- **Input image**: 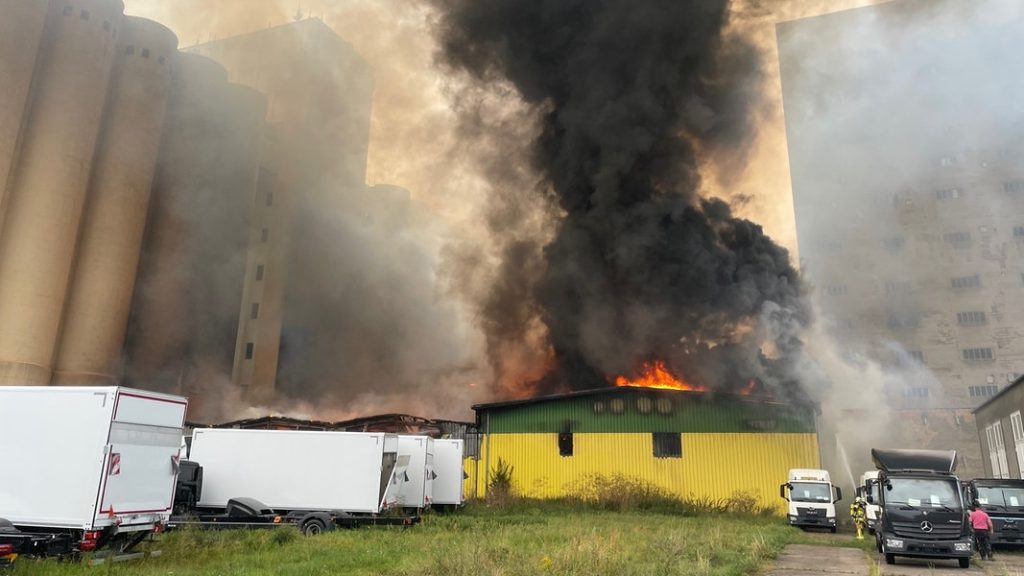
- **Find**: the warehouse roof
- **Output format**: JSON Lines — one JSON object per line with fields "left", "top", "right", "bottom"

{"left": 472, "top": 385, "right": 789, "bottom": 412}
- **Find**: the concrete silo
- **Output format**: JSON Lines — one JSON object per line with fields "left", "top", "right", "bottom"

{"left": 122, "top": 53, "right": 229, "bottom": 394}
{"left": 53, "top": 17, "right": 177, "bottom": 386}
{"left": 0, "top": 0, "right": 51, "bottom": 235}
{"left": 0, "top": 0, "right": 124, "bottom": 385}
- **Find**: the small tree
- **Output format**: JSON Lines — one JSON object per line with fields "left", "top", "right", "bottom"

{"left": 488, "top": 458, "right": 515, "bottom": 504}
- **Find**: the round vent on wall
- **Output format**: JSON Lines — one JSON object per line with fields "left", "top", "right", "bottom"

{"left": 609, "top": 398, "right": 625, "bottom": 414}
{"left": 593, "top": 400, "right": 605, "bottom": 414}
{"left": 636, "top": 396, "right": 652, "bottom": 414}
{"left": 655, "top": 397, "right": 673, "bottom": 414}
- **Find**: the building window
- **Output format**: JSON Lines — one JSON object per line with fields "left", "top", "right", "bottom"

{"left": 885, "top": 281, "right": 913, "bottom": 295}
{"left": 904, "top": 350, "right": 924, "bottom": 364}
{"left": 824, "top": 284, "right": 848, "bottom": 297}
{"left": 558, "top": 432, "right": 573, "bottom": 457}
{"left": 887, "top": 313, "right": 920, "bottom": 330}
{"left": 653, "top": 433, "right": 682, "bottom": 458}
{"left": 883, "top": 236, "right": 905, "bottom": 253}
{"left": 938, "top": 155, "right": 956, "bottom": 167}
{"left": 903, "top": 387, "right": 929, "bottom": 399}
{"left": 936, "top": 187, "right": 963, "bottom": 200}
{"left": 141, "top": 48, "right": 150, "bottom": 59}
{"left": 957, "top": 311, "right": 988, "bottom": 326}
{"left": 1005, "top": 180, "right": 1024, "bottom": 194}
{"left": 1011, "top": 412, "right": 1024, "bottom": 478}
{"left": 987, "top": 423, "right": 1010, "bottom": 479}
{"left": 63, "top": 6, "right": 72, "bottom": 16}
{"left": 970, "top": 385, "right": 999, "bottom": 397}
{"left": 261, "top": 228, "right": 269, "bottom": 243}
{"left": 266, "top": 191, "right": 274, "bottom": 207}
{"left": 1014, "top": 225, "right": 1024, "bottom": 238}
{"left": 80, "top": 10, "right": 90, "bottom": 20}
{"left": 963, "top": 348, "right": 994, "bottom": 362}
{"left": 245, "top": 342, "right": 254, "bottom": 359}
{"left": 250, "top": 303, "right": 260, "bottom": 320}
{"left": 943, "top": 231, "right": 972, "bottom": 245}
{"left": 951, "top": 275, "right": 981, "bottom": 290}
{"left": 125, "top": 45, "right": 135, "bottom": 55}
{"left": 256, "top": 265, "right": 265, "bottom": 281}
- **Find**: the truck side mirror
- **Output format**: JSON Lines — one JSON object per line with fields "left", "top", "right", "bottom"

{"left": 779, "top": 483, "right": 790, "bottom": 501}
{"left": 834, "top": 486, "right": 843, "bottom": 503}
{"left": 866, "top": 495, "right": 874, "bottom": 504}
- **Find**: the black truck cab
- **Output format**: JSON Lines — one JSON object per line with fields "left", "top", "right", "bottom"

{"left": 965, "top": 479, "right": 1024, "bottom": 545}
{"left": 867, "top": 449, "right": 973, "bottom": 568}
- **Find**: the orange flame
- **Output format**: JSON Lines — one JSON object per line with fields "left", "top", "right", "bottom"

{"left": 739, "top": 379, "right": 758, "bottom": 396}
{"left": 614, "top": 360, "right": 706, "bottom": 391}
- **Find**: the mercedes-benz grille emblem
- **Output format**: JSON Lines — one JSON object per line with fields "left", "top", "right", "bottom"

{"left": 921, "top": 521, "right": 934, "bottom": 533}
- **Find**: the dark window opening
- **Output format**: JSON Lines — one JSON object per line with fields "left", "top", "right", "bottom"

{"left": 256, "top": 265, "right": 265, "bottom": 281}
{"left": 969, "top": 385, "right": 999, "bottom": 398}
{"left": 261, "top": 228, "right": 269, "bottom": 243}
{"left": 250, "top": 303, "right": 260, "bottom": 320}
{"left": 80, "top": 10, "right": 90, "bottom": 20}
{"left": 653, "top": 433, "right": 682, "bottom": 458}
{"left": 141, "top": 48, "right": 150, "bottom": 59}
{"left": 908, "top": 351, "right": 924, "bottom": 363}
{"left": 962, "top": 348, "right": 994, "bottom": 361}
{"left": 951, "top": 275, "right": 981, "bottom": 290}
{"left": 1014, "top": 225, "right": 1024, "bottom": 238}
{"left": 1005, "top": 180, "right": 1024, "bottom": 194}
{"left": 957, "top": 311, "right": 987, "bottom": 326}
{"left": 558, "top": 432, "right": 573, "bottom": 457}
{"left": 245, "top": 342, "right": 254, "bottom": 360}
{"left": 63, "top": 6, "right": 72, "bottom": 16}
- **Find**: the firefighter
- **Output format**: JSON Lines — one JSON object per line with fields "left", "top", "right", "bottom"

{"left": 850, "top": 496, "right": 868, "bottom": 540}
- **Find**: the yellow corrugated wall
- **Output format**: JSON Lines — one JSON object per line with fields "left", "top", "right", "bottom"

{"left": 467, "top": 432, "right": 820, "bottom": 514}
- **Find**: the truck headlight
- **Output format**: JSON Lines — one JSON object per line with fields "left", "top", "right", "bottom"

{"left": 828, "top": 518, "right": 836, "bottom": 524}
{"left": 954, "top": 542, "right": 972, "bottom": 552}
{"left": 788, "top": 515, "right": 797, "bottom": 522}
{"left": 885, "top": 538, "right": 905, "bottom": 550}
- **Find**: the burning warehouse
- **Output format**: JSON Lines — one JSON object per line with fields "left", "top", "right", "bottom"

{"left": 469, "top": 385, "right": 820, "bottom": 513}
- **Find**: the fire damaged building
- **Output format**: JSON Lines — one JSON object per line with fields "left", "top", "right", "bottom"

{"left": 467, "top": 387, "right": 820, "bottom": 511}
{"left": 778, "top": 0, "right": 1024, "bottom": 473}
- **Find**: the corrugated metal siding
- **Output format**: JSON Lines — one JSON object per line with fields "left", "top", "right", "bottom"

{"left": 486, "top": 393, "right": 815, "bottom": 434}
{"left": 472, "top": 432, "right": 819, "bottom": 514}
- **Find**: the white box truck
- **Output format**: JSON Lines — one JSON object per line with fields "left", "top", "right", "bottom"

{"left": 0, "top": 386, "right": 187, "bottom": 554}
{"left": 858, "top": 470, "right": 881, "bottom": 533}
{"left": 780, "top": 468, "right": 842, "bottom": 532}
{"left": 432, "top": 439, "right": 466, "bottom": 508}
{"left": 188, "top": 429, "right": 405, "bottom": 515}
{"left": 397, "top": 436, "right": 435, "bottom": 510}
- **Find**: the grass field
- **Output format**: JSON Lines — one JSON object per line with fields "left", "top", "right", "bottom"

{"left": 10, "top": 502, "right": 869, "bottom": 576}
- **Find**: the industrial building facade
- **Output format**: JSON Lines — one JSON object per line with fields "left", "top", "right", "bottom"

{"left": 778, "top": 1, "right": 1024, "bottom": 474}
{"left": 0, "top": 1, "right": 377, "bottom": 420}
{"left": 974, "top": 375, "right": 1024, "bottom": 479}
{"left": 468, "top": 388, "right": 821, "bottom": 514}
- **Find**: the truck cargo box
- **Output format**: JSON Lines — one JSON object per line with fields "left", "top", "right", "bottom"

{"left": 189, "top": 429, "right": 403, "bottom": 514}
{"left": 432, "top": 439, "right": 465, "bottom": 507}
{"left": 397, "top": 436, "right": 434, "bottom": 509}
{"left": 0, "top": 387, "right": 187, "bottom": 533}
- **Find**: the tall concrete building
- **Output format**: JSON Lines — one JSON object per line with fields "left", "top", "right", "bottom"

{"left": 0, "top": 5, "right": 376, "bottom": 420}
{"left": 190, "top": 19, "right": 375, "bottom": 404}
{"left": 778, "top": 0, "right": 1024, "bottom": 473}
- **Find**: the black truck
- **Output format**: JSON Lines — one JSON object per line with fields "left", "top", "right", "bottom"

{"left": 965, "top": 479, "right": 1024, "bottom": 546}
{"left": 867, "top": 449, "right": 973, "bottom": 568}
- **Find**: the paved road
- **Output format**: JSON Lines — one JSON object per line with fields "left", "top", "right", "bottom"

{"left": 764, "top": 544, "right": 867, "bottom": 576}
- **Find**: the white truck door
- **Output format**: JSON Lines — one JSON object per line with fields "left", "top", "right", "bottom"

{"left": 424, "top": 450, "right": 435, "bottom": 507}
{"left": 96, "top": 393, "right": 186, "bottom": 524}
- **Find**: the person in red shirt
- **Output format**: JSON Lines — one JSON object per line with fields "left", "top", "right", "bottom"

{"left": 970, "top": 500, "right": 995, "bottom": 561}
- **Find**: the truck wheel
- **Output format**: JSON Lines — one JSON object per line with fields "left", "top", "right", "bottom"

{"left": 958, "top": 557, "right": 970, "bottom": 569}
{"left": 301, "top": 518, "right": 327, "bottom": 536}
{"left": 830, "top": 527, "right": 837, "bottom": 534}
{"left": 885, "top": 553, "right": 895, "bottom": 565}
{"left": 875, "top": 537, "right": 882, "bottom": 554}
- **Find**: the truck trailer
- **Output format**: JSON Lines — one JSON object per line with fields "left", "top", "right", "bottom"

{"left": 432, "top": 439, "right": 466, "bottom": 509}
{"left": 397, "top": 436, "right": 435, "bottom": 510}
{"left": 0, "top": 386, "right": 187, "bottom": 555}
{"left": 780, "top": 468, "right": 842, "bottom": 532}
{"left": 188, "top": 428, "right": 406, "bottom": 515}
{"left": 868, "top": 449, "right": 972, "bottom": 568}
{"left": 965, "top": 478, "right": 1024, "bottom": 545}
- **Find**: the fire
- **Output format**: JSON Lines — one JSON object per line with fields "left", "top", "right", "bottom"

{"left": 614, "top": 360, "right": 706, "bottom": 391}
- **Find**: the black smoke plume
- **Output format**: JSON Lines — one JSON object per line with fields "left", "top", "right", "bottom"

{"left": 432, "top": 0, "right": 810, "bottom": 392}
